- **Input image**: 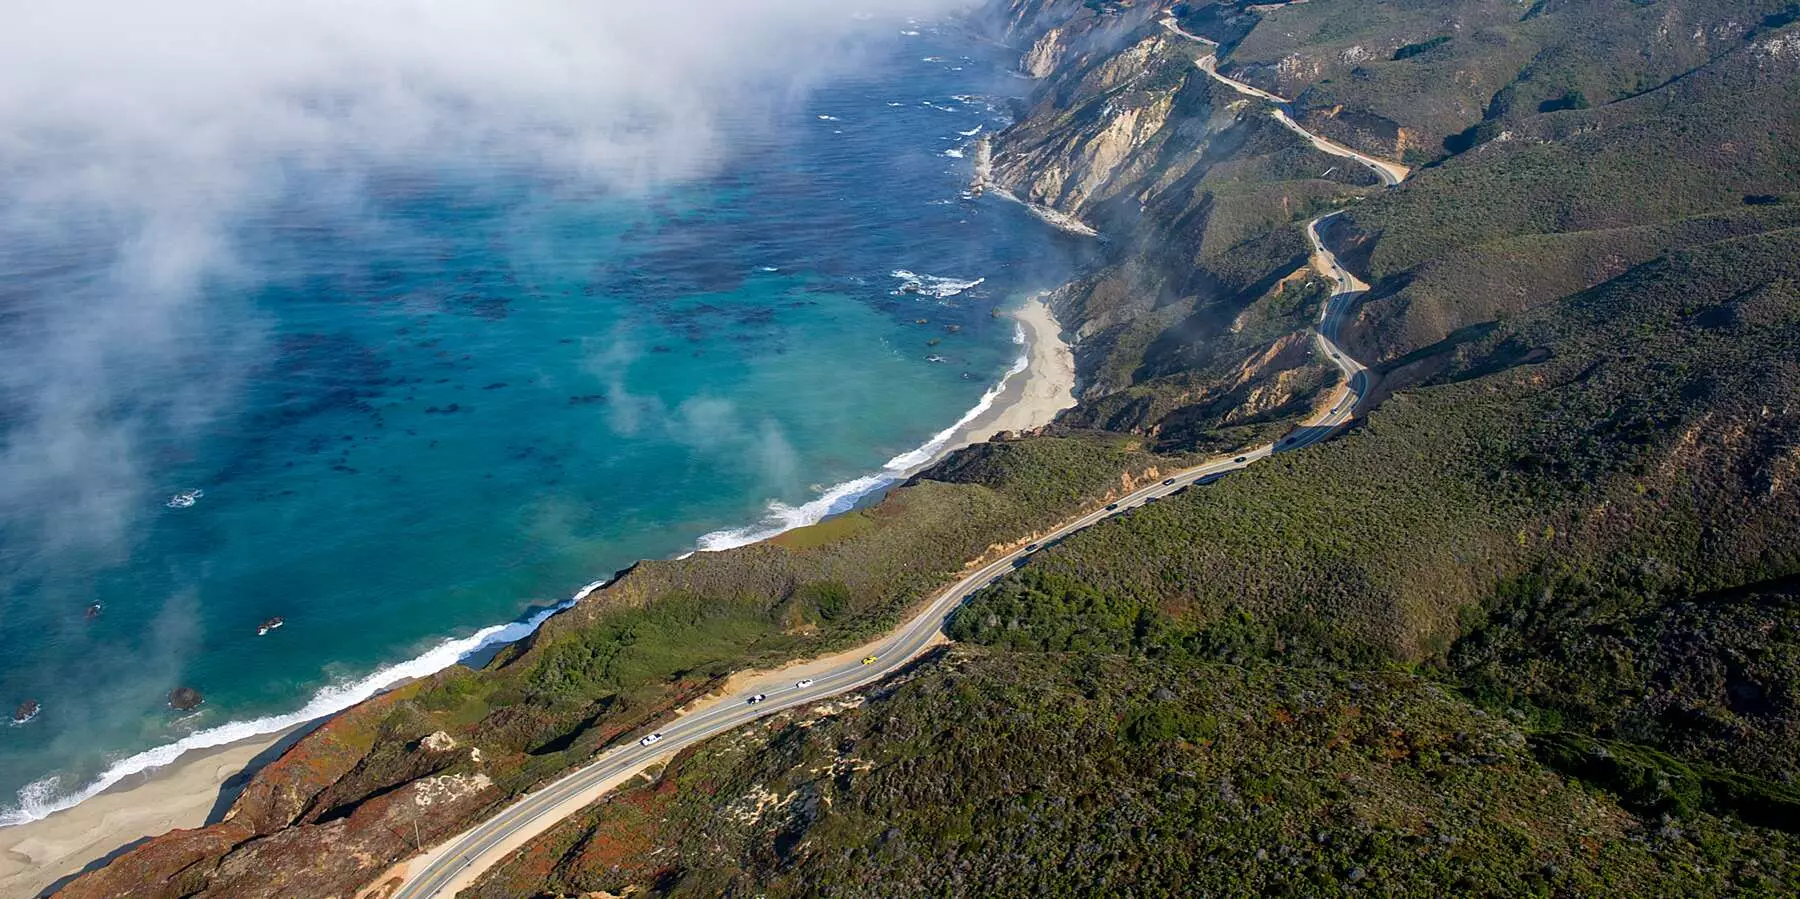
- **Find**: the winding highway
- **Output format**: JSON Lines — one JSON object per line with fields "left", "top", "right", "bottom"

{"left": 390, "top": 18, "right": 1408, "bottom": 899}
{"left": 1160, "top": 15, "right": 1411, "bottom": 186}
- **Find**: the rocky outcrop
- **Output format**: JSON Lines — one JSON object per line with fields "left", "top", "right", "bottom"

{"left": 168, "top": 687, "right": 204, "bottom": 711}
{"left": 990, "top": 34, "right": 1209, "bottom": 234}
{"left": 1021, "top": 26, "right": 1067, "bottom": 77}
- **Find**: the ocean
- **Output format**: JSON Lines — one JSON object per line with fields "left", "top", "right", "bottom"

{"left": 0, "top": 22, "right": 1089, "bottom": 825}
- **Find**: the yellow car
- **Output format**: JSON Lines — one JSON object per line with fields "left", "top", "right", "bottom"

{"left": 861, "top": 655, "right": 879, "bottom": 665}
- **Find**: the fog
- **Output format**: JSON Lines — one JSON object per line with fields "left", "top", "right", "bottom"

{"left": 0, "top": 0, "right": 974, "bottom": 567}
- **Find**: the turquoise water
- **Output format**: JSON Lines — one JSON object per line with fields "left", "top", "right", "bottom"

{"left": 0, "top": 27, "right": 1089, "bottom": 822}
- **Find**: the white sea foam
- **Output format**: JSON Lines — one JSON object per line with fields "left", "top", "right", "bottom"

{"left": 890, "top": 269, "right": 985, "bottom": 299}
{"left": 0, "top": 580, "right": 606, "bottom": 828}
{"left": 942, "top": 148, "right": 964, "bottom": 158}
{"left": 958, "top": 126, "right": 983, "bottom": 137}
{"left": 0, "top": 306, "right": 1036, "bottom": 827}
{"left": 817, "top": 114, "right": 840, "bottom": 121}
{"left": 0, "top": 303, "right": 1031, "bottom": 828}
{"left": 697, "top": 333, "right": 1030, "bottom": 553}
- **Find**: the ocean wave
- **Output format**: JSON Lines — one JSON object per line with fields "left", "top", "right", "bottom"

{"left": 0, "top": 581, "right": 606, "bottom": 828}
{"left": 0, "top": 315, "right": 1032, "bottom": 828}
{"left": 697, "top": 335, "right": 1029, "bottom": 553}
{"left": 890, "top": 269, "right": 985, "bottom": 299}
{"left": 942, "top": 148, "right": 964, "bottom": 159}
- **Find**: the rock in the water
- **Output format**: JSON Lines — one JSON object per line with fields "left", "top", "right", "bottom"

{"left": 169, "top": 687, "right": 205, "bottom": 711}
{"left": 13, "top": 700, "right": 40, "bottom": 723}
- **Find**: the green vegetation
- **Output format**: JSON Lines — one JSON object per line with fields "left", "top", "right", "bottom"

{"left": 65, "top": 3, "right": 1800, "bottom": 896}
{"left": 469, "top": 651, "right": 1800, "bottom": 897}
{"left": 1390, "top": 35, "right": 1451, "bottom": 60}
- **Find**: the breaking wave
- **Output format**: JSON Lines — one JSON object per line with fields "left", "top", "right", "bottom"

{"left": 890, "top": 269, "right": 985, "bottom": 299}
{"left": 0, "top": 580, "right": 607, "bottom": 827}
{"left": 697, "top": 322, "right": 1028, "bottom": 553}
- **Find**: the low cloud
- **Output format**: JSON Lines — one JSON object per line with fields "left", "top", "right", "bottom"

{"left": 0, "top": 0, "right": 972, "bottom": 570}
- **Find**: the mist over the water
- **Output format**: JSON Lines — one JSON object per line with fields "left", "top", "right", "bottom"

{"left": 0, "top": 0, "right": 1093, "bottom": 826}
{"left": 0, "top": 0, "right": 972, "bottom": 578}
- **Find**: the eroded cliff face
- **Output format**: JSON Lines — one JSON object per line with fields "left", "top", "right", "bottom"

{"left": 987, "top": 0, "right": 1382, "bottom": 445}
{"left": 55, "top": 697, "right": 499, "bottom": 899}
{"left": 48, "top": 3, "right": 1494, "bottom": 896}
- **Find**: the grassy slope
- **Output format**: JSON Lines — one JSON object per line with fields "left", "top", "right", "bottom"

{"left": 468, "top": 650, "right": 1800, "bottom": 898}
{"left": 467, "top": 230, "right": 1800, "bottom": 899}
{"left": 1330, "top": 25, "right": 1800, "bottom": 373}
{"left": 958, "top": 231, "right": 1800, "bottom": 662}
{"left": 62, "top": 3, "right": 1800, "bottom": 896}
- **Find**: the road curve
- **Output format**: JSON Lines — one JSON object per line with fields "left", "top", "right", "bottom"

{"left": 390, "top": 349, "right": 1371, "bottom": 898}
{"left": 391, "top": 23, "right": 1405, "bottom": 899}
{"left": 1160, "top": 15, "right": 1411, "bottom": 187}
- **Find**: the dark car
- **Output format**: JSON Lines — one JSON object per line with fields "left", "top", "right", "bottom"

{"left": 1234, "top": 456, "right": 1247, "bottom": 463}
{"left": 1162, "top": 478, "right": 1176, "bottom": 486}
{"left": 1105, "top": 503, "right": 1119, "bottom": 511}
{"left": 1025, "top": 543, "right": 1039, "bottom": 552}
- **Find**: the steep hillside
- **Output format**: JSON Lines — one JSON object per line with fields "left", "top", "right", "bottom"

{"left": 59, "top": 1, "right": 1800, "bottom": 896}
{"left": 465, "top": 650, "right": 1800, "bottom": 897}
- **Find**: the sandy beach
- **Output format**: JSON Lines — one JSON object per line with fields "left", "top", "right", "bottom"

{"left": 0, "top": 296, "right": 1078, "bottom": 898}
{"left": 943, "top": 293, "right": 1078, "bottom": 451}
{"left": 0, "top": 724, "right": 312, "bottom": 898}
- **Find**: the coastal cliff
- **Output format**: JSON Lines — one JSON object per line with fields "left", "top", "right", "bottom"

{"left": 58, "top": 1, "right": 1800, "bottom": 896}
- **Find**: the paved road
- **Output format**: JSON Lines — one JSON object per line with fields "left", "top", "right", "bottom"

{"left": 1160, "top": 15, "right": 1410, "bottom": 187}
{"left": 390, "top": 439, "right": 1311, "bottom": 898}
{"left": 392, "top": 362, "right": 1371, "bottom": 898}
{"left": 393, "top": 23, "right": 1409, "bottom": 899}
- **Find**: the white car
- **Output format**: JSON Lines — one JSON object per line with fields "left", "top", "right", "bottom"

{"left": 746, "top": 693, "right": 767, "bottom": 704}
{"left": 796, "top": 679, "right": 815, "bottom": 689}
{"left": 638, "top": 733, "right": 663, "bottom": 747}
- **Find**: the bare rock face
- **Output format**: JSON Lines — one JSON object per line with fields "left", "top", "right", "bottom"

{"left": 1022, "top": 26, "right": 1067, "bottom": 77}
{"left": 419, "top": 730, "right": 458, "bottom": 753}
{"left": 169, "top": 686, "right": 205, "bottom": 711}
{"left": 992, "top": 28, "right": 1206, "bottom": 223}
{"left": 55, "top": 823, "right": 257, "bottom": 899}
{"left": 200, "top": 773, "right": 501, "bottom": 899}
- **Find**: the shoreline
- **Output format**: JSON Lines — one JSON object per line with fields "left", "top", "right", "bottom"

{"left": 0, "top": 295, "right": 1077, "bottom": 899}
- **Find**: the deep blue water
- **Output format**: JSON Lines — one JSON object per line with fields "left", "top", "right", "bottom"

{"left": 0, "top": 24, "right": 1088, "bottom": 823}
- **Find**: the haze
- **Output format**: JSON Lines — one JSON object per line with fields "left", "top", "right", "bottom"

{"left": 0, "top": 0, "right": 972, "bottom": 564}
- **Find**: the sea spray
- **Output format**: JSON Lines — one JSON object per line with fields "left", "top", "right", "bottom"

{"left": 890, "top": 269, "right": 986, "bottom": 299}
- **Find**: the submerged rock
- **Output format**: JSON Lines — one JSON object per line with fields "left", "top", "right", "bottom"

{"left": 169, "top": 687, "right": 205, "bottom": 711}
